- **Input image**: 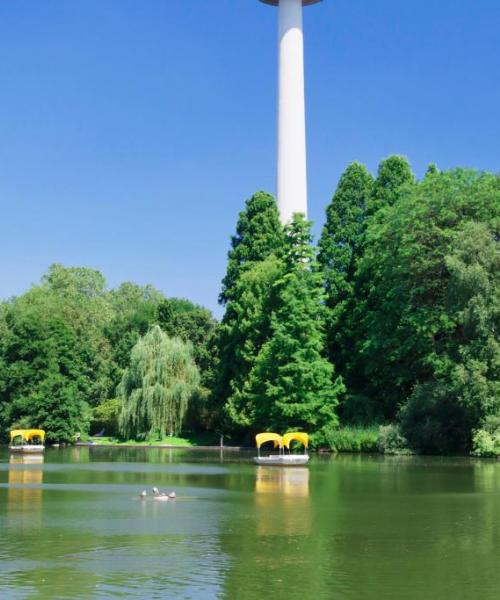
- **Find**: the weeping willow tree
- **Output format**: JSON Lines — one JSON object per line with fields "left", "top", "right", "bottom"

{"left": 118, "top": 325, "right": 200, "bottom": 439}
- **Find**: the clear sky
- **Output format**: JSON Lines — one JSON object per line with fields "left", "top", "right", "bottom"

{"left": 1, "top": 0, "right": 499, "bottom": 317}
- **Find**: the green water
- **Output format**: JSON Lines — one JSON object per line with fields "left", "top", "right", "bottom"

{"left": 1, "top": 448, "right": 500, "bottom": 599}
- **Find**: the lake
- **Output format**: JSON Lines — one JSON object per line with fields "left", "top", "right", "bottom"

{"left": 1, "top": 447, "right": 499, "bottom": 599}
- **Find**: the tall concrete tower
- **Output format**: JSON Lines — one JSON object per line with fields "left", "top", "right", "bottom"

{"left": 259, "top": 0, "right": 322, "bottom": 224}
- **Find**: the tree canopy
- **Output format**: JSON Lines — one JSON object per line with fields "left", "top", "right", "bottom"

{"left": 118, "top": 325, "right": 200, "bottom": 440}
{"left": 1, "top": 159, "right": 498, "bottom": 454}
{"left": 244, "top": 215, "right": 344, "bottom": 438}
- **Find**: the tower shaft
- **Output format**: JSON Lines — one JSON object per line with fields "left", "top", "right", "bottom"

{"left": 277, "top": 0, "right": 307, "bottom": 223}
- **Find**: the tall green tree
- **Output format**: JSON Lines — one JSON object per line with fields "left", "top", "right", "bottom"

{"left": 318, "top": 162, "right": 374, "bottom": 386}
{"left": 219, "top": 191, "right": 284, "bottom": 305}
{"left": 349, "top": 169, "right": 499, "bottom": 435}
{"left": 368, "top": 155, "right": 415, "bottom": 215}
{"left": 216, "top": 192, "right": 285, "bottom": 430}
{"left": 0, "top": 287, "right": 95, "bottom": 441}
{"left": 400, "top": 220, "right": 500, "bottom": 452}
{"left": 222, "top": 255, "right": 283, "bottom": 428}
{"left": 118, "top": 325, "right": 200, "bottom": 439}
{"left": 244, "top": 215, "right": 344, "bottom": 438}
{"left": 342, "top": 157, "right": 415, "bottom": 420}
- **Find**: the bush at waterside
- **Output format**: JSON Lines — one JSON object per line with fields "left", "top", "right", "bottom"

{"left": 326, "top": 426, "right": 380, "bottom": 453}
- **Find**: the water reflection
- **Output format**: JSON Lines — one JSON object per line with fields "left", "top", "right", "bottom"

{"left": 255, "top": 467, "right": 310, "bottom": 536}
{"left": 2, "top": 449, "right": 500, "bottom": 599}
{"left": 7, "top": 454, "right": 44, "bottom": 520}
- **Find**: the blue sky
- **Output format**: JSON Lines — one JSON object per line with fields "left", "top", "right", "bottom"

{"left": 1, "top": 0, "right": 499, "bottom": 317}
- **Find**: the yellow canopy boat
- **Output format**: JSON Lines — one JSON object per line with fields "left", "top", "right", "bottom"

{"left": 254, "top": 432, "right": 309, "bottom": 466}
{"left": 9, "top": 429, "right": 46, "bottom": 454}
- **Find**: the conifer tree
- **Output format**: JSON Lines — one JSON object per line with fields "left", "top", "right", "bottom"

{"left": 368, "top": 155, "right": 414, "bottom": 215}
{"left": 342, "top": 156, "right": 416, "bottom": 421}
{"left": 118, "top": 325, "right": 199, "bottom": 439}
{"left": 219, "top": 191, "right": 284, "bottom": 305}
{"left": 216, "top": 192, "right": 285, "bottom": 429}
{"left": 223, "top": 255, "right": 283, "bottom": 427}
{"left": 318, "top": 162, "right": 373, "bottom": 367}
{"left": 245, "top": 214, "right": 344, "bottom": 437}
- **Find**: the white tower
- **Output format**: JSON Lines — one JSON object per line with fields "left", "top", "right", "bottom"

{"left": 259, "top": 0, "right": 322, "bottom": 224}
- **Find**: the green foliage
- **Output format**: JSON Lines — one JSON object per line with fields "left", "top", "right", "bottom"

{"left": 471, "top": 416, "right": 500, "bottom": 457}
{"left": 0, "top": 266, "right": 214, "bottom": 442}
{"left": 346, "top": 168, "right": 498, "bottom": 428}
{"left": 377, "top": 424, "right": 412, "bottom": 455}
{"left": 321, "top": 426, "right": 380, "bottom": 453}
{"left": 222, "top": 256, "right": 283, "bottom": 428}
{"left": 398, "top": 197, "right": 499, "bottom": 453}
{"left": 471, "top": 429, "right": 500, "bottom": 457}
{"left": 1, "top": 161, "right": 498, "bottom": 454}
{"left": 92, "top": 398, "right": 121, "bottom": 437}
{"left": 243, "top": 215, "right": 344, "bottom": 434}
{"left": 341, "top": 157, "right": 416, "bottom": 418}
{"left": 318, "top": 162, "right": 374, "bottom": 308}
{"left": 219, "top": 191, "right": 284, "bottom": 305}
{"left": 157, "top": 297, "right": 216, "bottom": 381}
{"left": 0, "top": 267, "right": 113, "bottom": 441}
{"left": 318, "top": 163, "right": 374, "bottom": 418}
{"left": 105, "top": 282, "right": 164, "bottom": 384}
{"left": 444, "top": 222, "right": 500, "bottom": 422}
{"left": 118, "top": 325, "right": 200, "bottom": 440}
{"left": 216, "top": 192, "right": 285, "bottom": 431}
{"left": 368, "top": 155, "right": 415, "bottom": 215}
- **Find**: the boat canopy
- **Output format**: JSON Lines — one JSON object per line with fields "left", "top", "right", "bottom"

{"left": 10, "top": 429, "right": 46, "bottom": 443}
{"left": 256, "top": 433, "right": 283, "bottom": 449}
{"left": 283, "top": 432, "right": 309, "bottom": 449}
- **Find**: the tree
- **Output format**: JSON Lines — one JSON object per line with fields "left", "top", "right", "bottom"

{"left": 118, "top": 325, "right": 200, "bottom": 439}
{"left": 346, "top": 169, "right": 499, "bottom": 443}
{"left": 219, "top": 191, "right": 284, "bottom": 305}
{"left": 318, "top": 162, "right": 373, "bottom": 392}
{"left": 157, "top": 297, "right": 218, "bottom": 431}
{"left": 244, "top": 215, "right": 344, "bottom": 437}
{"left": 0, "top": 264, "right": 117, "bottom": 441}
{"left": 105, "top": 282, "right": 164, "bottom": 380}
{"left": 400, "top": 220, "right": 500, "bottom": 452}
{"left": 216, "top": 192, "right": 285, "bottom": 429}
{"left": 0, "top": 289, "right": 94, "bottom": 441}
{"left": 342, "top": 157, "right": 415, "bottom": 419}
{"left": 368, "top": 155, "right": 414, "bottom": 215}
{"left": 157, "top": 297, "right": 216, "bottom": 372}
{"left": 222, "top": 255, "right": 283, "bottom": 428}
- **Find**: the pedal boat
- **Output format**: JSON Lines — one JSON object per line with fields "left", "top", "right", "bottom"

{"left": 9, "top": 429, "right": 46, "bottom": 454}
{"left": 254, "top": 432, "right": 309, "bottom": 466}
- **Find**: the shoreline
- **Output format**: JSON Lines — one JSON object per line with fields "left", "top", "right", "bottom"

{"left": 75, "top": 442, "right": 248, "bottom": 451}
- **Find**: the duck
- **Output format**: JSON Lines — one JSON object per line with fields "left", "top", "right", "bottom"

{"left": 139, "top": 490, "right": 147, "bottom": 499}
{"left": 168, "top": 491, "right": 176, "bottom": 499}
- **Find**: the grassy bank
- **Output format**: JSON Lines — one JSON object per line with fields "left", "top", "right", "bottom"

{"left": 81, "top": 426, "right": 411, "bottom": 454}
{"left": 84, "top": 431, "right": 220, "bottom": 447}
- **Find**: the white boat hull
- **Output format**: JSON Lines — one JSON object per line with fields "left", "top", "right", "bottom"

{"left": 254, "top": 454, "right": 309, "bottom": 466}
{"left": 9, "top": 445, "right": 45, "bottom": 454}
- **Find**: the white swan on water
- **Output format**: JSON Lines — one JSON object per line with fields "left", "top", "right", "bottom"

{"left": 152, "top": 487, "right": 176, "bottom": 501}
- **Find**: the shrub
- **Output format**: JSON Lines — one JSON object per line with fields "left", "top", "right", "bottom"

{"left": 377, "top": 424, "right": 412, "bottom": 455}
{"left": 471, "top": 415, "right": 500, "bottom": 457}
{"left": 319, "top": 426, "right": 379, "bottom": 453}
{"left": 92, "top": 398, "right": 121, "bottom": 437}
{"left": 398, "top": 382, "right": 471, "bottom": 454}
{"left": 471, "top": 429, "right": 500, "bottom": 457}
